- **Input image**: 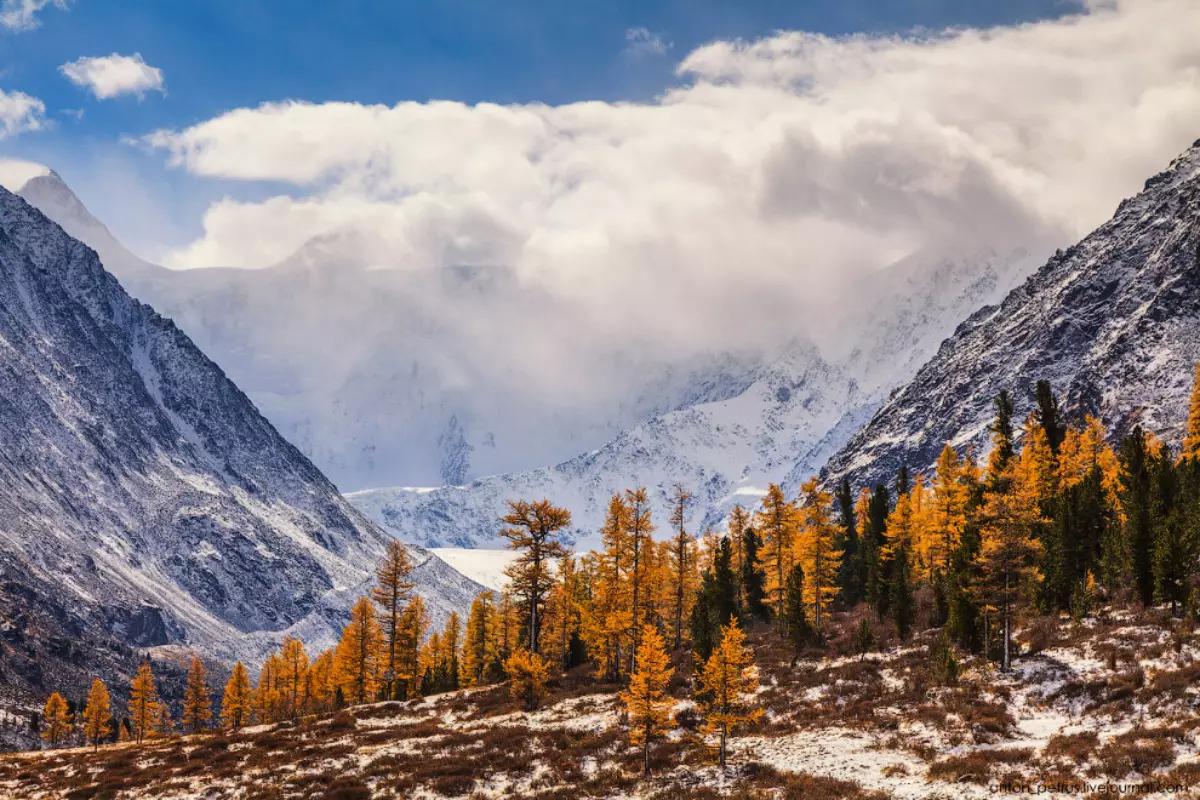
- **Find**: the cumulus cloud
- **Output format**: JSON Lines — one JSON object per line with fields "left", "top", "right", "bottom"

{"left": 0, "top": 0, "right": 66, "bottom": 31}
{"left": 625, "top": 27, "right": 671, "bottom": 58}
{"left": 0, "top": 90, "right": 47, "bottom": 138}
{"left": 141, "top": 0, "right": 1200, "bottom": 366}
{"left": 60, "top": 53, "right": 165, "bottom": 100}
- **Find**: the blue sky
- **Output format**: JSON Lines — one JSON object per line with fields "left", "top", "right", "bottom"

{"left": 0, "top": 0, "right": 1078, "bottom": 255}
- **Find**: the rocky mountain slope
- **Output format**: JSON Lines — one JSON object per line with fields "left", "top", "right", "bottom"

{"left": 824, "top": 139, "right": 1200, "bottom": 490}
{"left": 351, "top": 248, "right": 1038, "bottom": 550}
{"left": 0, "top": 186, "right": 482, "bottom": 699}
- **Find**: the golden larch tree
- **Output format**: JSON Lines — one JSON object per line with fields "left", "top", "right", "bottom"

{"left": 624, "top": 488, "right": 656, "bottom": 673}
{"left": 696, "top": 621, "right": 762, "bottom": 769}
{"left": 397, "top": 595, "right": 429, "bottom": 698}
{"left": 1019, "top": 415, "right": 1058, "bottom": 505}
{"left": 372, "top": 539, "right": 415, "bottom": 700}
{"left": 129, "top": 662, "right": 162, "bottom": 745}
{"left": 620, "top": 625, "right": 675, "bottom": 777}
{"left": 544, "top": 553, "right": 586, "bottom": 670}
{"left": 1185, "top": 362, "right": 1200, "bottom": 460}
{"left": 462, "top": 590, "right": 496, "bottom": 686}
{"left": 754, "top": 484, "right": 799, "bottom": 618}
{"left": 255, "top": 652, "right": 284, "bottom": 723}
{"left": 182, "top": 656, "right": 213, "bottom": 734}
{"left": 305, "top": 649, "right": 336, "bottom": 714}
{"left": 923, "top": 445, "right": 970, "bottom": 579}
{"left": 583, "top": 495, "right": 633, "bottom": 680}
{"left": 41, "top": 692, "right": 72, "bottom": 746}
{"left": 505, "top": 648, "right": 550, "bottom": 711}
{"left": 500, "top": 499, "right": 572, "bottom": 655}
{"left": 795, "top": 477, "right": 843, "bottom": 633}
{"left": 334, "top": 595, "right": 385, "bottom": 705}
{"left": 220, "top": 662, "right": 254, "bottom": 731}
{"left": 82, "top": 678, "right": 112, "bottom": 752}
{"left": 278, "top": 636, "right": 309, "bottom": 719}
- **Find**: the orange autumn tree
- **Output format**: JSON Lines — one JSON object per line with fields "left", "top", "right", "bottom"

{"left": 922, "top": 445, "right": 970, "bottom": 580}
{"left": 129, "top": 662, "right": 162, "bottom": 745}
{"left": 221, "top": 662, "right": 254, "bottom": 731}
{"left": 333, "top": 596, "right": 385, "bottom": 705}
{"left": 372, "top": 540, "right": 415, "bottom": 700}
{"left": 505, "top": 649, "right": 550, "bottom": 711}
{"left": 620, "top": 625, "right": 675, "bottom": 777}
{"left": 82, "top": 678, "right": 112, "bottom": 752}
{"left": 182, "top": 656, "right": 213, "bottom": 734}
{"left": 1184, "top": 362, "right": 1200, "bottom": 460}
{"left": 500, "top": 499, "right": 571, "bottom": 656}
{"left": 278, "top": 636, "right": 309, "bottom": 719}
{"left": 582, "top": 494, "right": 633, "bottom": 680}
{"left": 754, "top": 484, "right": 799, "bottom": 618}
{"left": 696, "top": 621, "right": 761, "bottom": 769}
{"left": 41, "top": 692, "right": 72, "bottom": 747}
{"left": 795, "top": 477, "right": 842, "bottom": 634}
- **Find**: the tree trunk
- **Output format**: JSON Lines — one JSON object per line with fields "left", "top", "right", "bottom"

{"left": 643, "top": 732, "right": 651, "bottom": 777}
{"left": 719, "top": 722, "right": 727, "bottom": 769}
{"left": 1002, "top": 561, "right": 1011, "bottom": 673}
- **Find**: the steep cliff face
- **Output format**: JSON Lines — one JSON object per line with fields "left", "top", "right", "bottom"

{"left": 0, "top": 187, "right": 481, "bottom": 691}
{"left": 824, "top": 140, "right": 1200, "bottom": 489}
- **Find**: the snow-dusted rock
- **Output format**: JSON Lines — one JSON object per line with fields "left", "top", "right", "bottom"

{"left": 825, "top": 139, "right": 1200, "bottom": 489}
{"left": 0, "top": 186, "right": 483, "bottom": 675}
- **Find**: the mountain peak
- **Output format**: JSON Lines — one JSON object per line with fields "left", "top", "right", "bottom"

{"left": 824, "top": 136, "right": 1200, "bottom": 490}
{"left": 0, "top": 159, "right": 51, "bottom": 194}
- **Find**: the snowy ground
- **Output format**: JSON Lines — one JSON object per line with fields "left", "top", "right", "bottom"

{"left": 428, "top": 548, "right": 521, "bottom": 592}
{"left": 5, "top": 611, "right": 1200, "bottom": 798}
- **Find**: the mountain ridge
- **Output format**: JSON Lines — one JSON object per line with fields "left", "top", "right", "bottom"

{"left": 823, "top": 138, "right": 1200, "bottom": 490}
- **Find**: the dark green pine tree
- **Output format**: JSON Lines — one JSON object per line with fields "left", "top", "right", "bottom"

{"left": 1042, "top": 467, "right": 1113, "bottom": 612}
{"left": 1152, "top": 452, "right": 1194, "bottom": 615}
{"left": 690, "top": 536, "right": 741, "bottom": 662}
{"left": 945, "top": 521, "right": 983, "bottom": 652}
{"left": 834, "top": 478, "right": 862, "bottom": 606}
{"left": 889, "top": 542, "right": 915, "bottom": 641}
{"left": 989, "top": 391, "right": 1016, "bottom": 491}
{"left": 1119, "top": 427, "right": 1162, "bottom": 606}
{"left": 1034, "top": 380, "right": 1066, "bottom": 455}
{"left": 739, "top": 526, "right": 769, "bottom": 622}
{"left": 864, "top": 484, "right": 891, "bottom": 617}
{"left": 783, "top": 562, "right": 816, "bottom": 662}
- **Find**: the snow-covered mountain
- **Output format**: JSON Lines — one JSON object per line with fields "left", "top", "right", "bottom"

{"left": 9, "top": 169, "right": 763, "bottom": 492}
{"left": 824, "top": 139, "right": 1200, "bottom": 490}
{"left": 350, "top": 247, "right": 1040, "bottom": 551}
{"left": 0, "top": 185, "right": 483, "bottom": 688}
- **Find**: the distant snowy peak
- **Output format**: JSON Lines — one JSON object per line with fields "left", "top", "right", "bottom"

{"left": 350, "top": 241, "right": 1044, "bottom": 552}
{"left": 349, "top": 344, "right": 864, "bottom": 551}
{"left": 18, "top": 170, "right": 160, "bottom": 279}
{"left": 824, "top": 139, "right": 1200, "bottom": 490}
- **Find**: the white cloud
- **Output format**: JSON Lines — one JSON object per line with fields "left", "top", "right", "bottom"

{"left": 60, "top": 53, "right": 165, "bottom": 100}
{"left": 625, "top": 27, "right": 671, "bottom": 58}
{"left": 0, "top": 0, "right": 66, "bottom": 31}
{"left": 0, "top": 158, "right": 48, "bottom": 191}
{"left": 141, "top": 0, "right": 1200, "bottom": 362}
{"left": 0, "top": 89, "right": 47, "bottom": 138}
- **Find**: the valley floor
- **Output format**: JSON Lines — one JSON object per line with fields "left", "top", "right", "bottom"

{"left": 5, "top": 609, "right": 1200, "bottom": 799}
